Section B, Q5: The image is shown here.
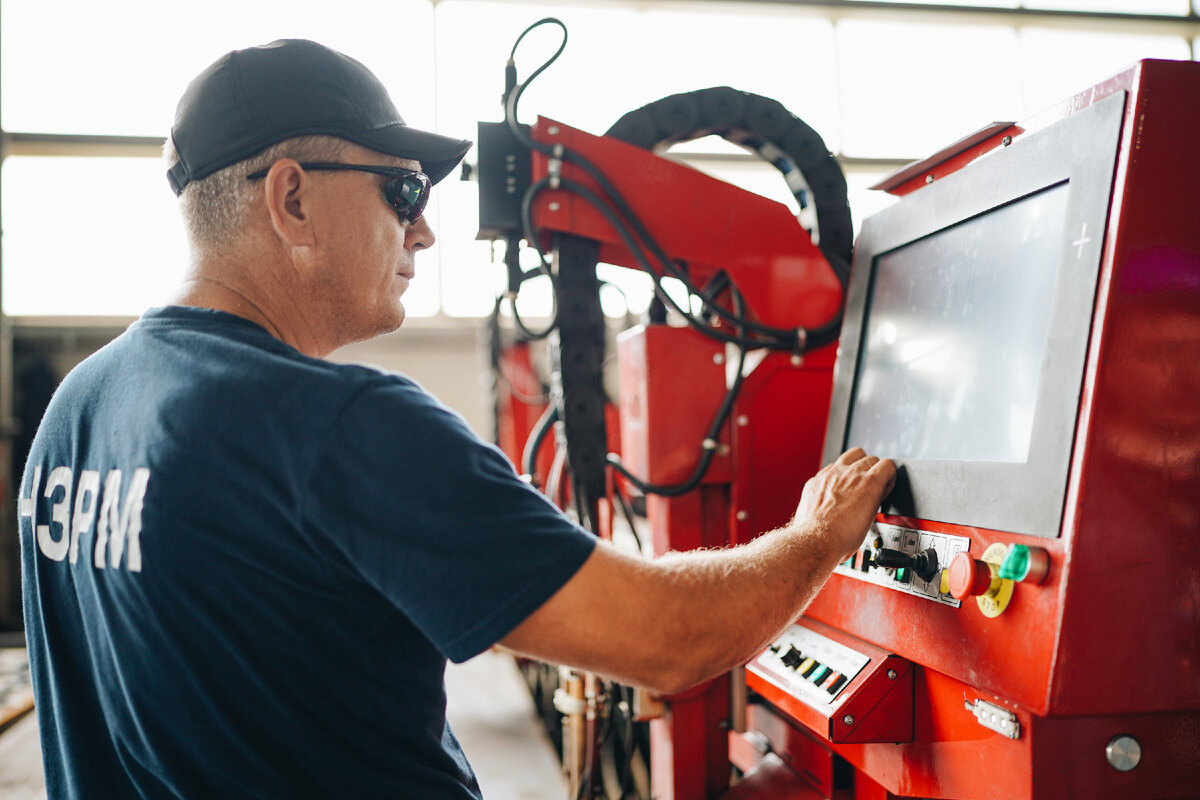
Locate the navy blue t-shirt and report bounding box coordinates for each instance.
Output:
[18,306,596,799]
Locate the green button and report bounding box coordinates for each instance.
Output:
[999,545,1031,581]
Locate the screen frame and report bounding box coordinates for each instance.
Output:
[823,92,1126,538]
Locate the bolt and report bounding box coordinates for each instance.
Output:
[843,714,854,726]
[736,510,748,521]
[925,174,934,184]
[713,353,725,365]
[790,354,803,367]
[1002,135,1013,146]
[887,669,898,679]
[548,202,561,212]
[1106,735,1142,772]
[547,126,560,135]
[736,415,749,427]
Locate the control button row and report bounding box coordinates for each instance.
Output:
[769,646,848,695]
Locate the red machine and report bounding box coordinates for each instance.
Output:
[481,38,1199,800]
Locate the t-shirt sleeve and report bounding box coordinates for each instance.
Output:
[304,375,597,663]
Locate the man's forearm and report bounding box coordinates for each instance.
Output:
[631,518,846,693]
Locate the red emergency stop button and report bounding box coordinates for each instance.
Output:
[949,553,994,599]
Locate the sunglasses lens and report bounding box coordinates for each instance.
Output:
[387,174,430,222]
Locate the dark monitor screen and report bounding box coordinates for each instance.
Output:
[847,184,1069,464]
[823,92,1126,537]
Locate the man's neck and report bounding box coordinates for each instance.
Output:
[172,267,329,358]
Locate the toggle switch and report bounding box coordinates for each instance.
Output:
[875,546,939,583]
[780,646,804,669]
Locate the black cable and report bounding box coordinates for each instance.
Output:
[488,294,551,405]
[612,480,645,554]
[606,289,751,497]
[505,20,567,156]
[502,17,841,354]
[522,403,559,484]
[538,175,801,351]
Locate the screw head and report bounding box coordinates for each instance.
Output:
[1002,135,1013,146]
[925,174,934,184]
[736,510,748,521]
[887,669,898,679]
[547,125,560,135]
[843,714,854,726]
[736,415,749,427]
[1106,735,1142,772]
[547,202,561,212]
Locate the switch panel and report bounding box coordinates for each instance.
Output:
[833,522,969,607]
[758,625,871,706]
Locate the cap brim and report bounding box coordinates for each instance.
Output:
[354,124,472,184]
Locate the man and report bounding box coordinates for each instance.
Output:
[19,39,895,798]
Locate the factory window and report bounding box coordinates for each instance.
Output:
[2,0,1197,319]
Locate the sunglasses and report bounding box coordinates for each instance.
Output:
[246,162,432,224]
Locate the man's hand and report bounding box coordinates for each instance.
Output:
[795,448,896,561]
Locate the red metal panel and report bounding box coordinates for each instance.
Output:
[719,753,830,800]
[805,514,1063,714]
[746,619,913,746]
[753,59,1200,800]
[1051,59,1200,716]
[729,347,837,546]
[494,342,551,477]
[617,325,729,488]
[652,675,734,800]
[529,118,843,333]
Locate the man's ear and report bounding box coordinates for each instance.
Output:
[262,159,316,248]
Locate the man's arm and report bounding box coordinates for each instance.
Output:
[498,448,895,695]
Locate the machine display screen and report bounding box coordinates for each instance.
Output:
[846,184,1069,463]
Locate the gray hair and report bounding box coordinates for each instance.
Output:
[163,135,350,250]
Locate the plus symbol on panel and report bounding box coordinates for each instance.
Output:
[1072,223,1092,259]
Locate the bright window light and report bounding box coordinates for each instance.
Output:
[1019,29,1192,115]
[436,1,837,148]
[868,0,1018,5]
[838,20,1022,160]
[1,0,435,137]
[3,0,1197,319]
[2,157,188,316]
[1023,0,1190,13]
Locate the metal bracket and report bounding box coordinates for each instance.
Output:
[966,697,1021,740]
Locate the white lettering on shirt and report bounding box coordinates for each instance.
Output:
[70,470,100,565]
[37,467,73,562]
[20,464,151,573]
[95,468,150,572]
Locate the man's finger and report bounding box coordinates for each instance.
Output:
[837,447,866,465]
[870,458,897,495]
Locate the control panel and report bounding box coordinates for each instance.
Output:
[747,618,913,744]
[758,624,869,705]
[833,522,968,607]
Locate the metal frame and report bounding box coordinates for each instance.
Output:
[824,92,1125,538]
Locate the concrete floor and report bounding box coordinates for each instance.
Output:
[0,649,565,799]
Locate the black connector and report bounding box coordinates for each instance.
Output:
[476,121,532,240]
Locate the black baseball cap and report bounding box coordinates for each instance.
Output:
[167,39,472,195]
